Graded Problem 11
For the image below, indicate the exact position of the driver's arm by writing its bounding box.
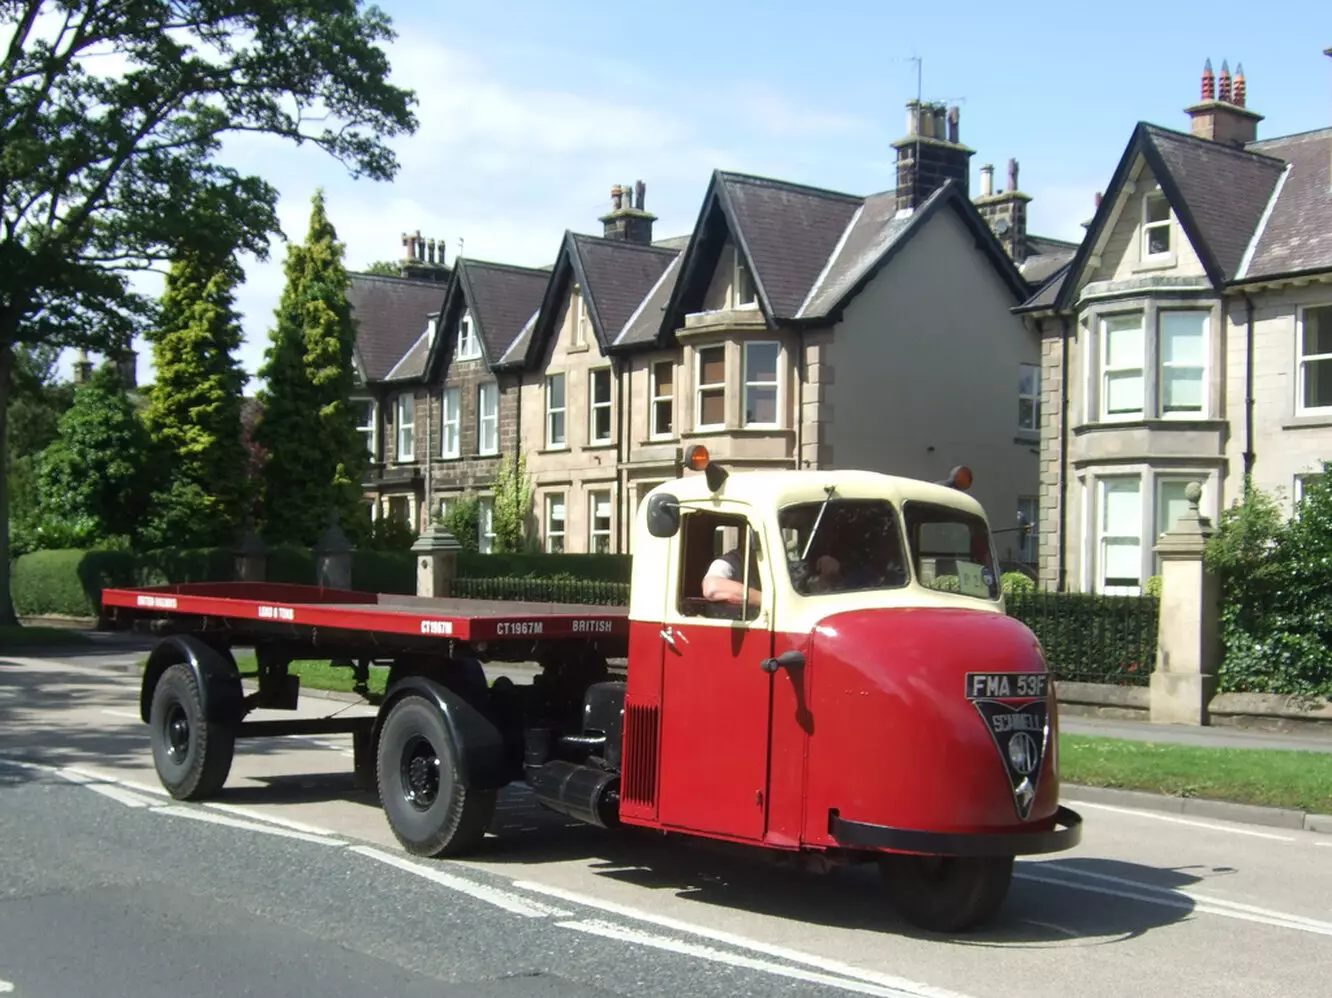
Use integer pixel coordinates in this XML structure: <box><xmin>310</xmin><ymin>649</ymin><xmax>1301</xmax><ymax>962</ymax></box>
<box><xmin>702</xmin><ymin>554</ymin><xmax>761</xmax><ymax>605</ymax></box>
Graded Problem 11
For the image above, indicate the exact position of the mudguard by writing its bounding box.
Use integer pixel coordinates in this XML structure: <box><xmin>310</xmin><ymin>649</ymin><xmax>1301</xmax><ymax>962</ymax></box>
<box><xmin>372</xmin><ymin>675</ymin><xmax>508</xmax><ymax>792</ymax></box>
<box><xmin>139</xmin><ymin>634</ymin><xmax>244</xmax><ymax>725</ymax></box>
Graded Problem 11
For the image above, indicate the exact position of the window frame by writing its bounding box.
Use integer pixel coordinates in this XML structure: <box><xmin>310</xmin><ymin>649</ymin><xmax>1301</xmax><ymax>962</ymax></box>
<box><xmin>589</xmin><ymin>368</ymin><xmax>612</xmax><ymax>444</ymax></box>
<box><xmin>742</xmin><ymin>340</ymin><xmax>781</xmax><ymax>428</ymax></box>
<box><xmin>544</xmin><ymin>492</ymin><xmax>566</xmax><ymax>553</ymax></box>
<box><xmin>1099</xmin><ymin>311</ymin><xmax>1146</xmax><ymax>422</ymax></box>
<box><xmin>477</xmin><ymin>496</ymin><xmax>495</xmax><ymax>553</ymax></box>
<box><xmin>440</xmin><ymin>386</ymin><xmax>460</xmax><ymax>459</ymax></box>
<box><xmin>1157</xmin><ymin>309</ymin><xmax>1208</xmax><ymax>419</ymax></box>
<box><xmin>695</xmin><ymin>345</ymin><xmax>726</xmax><ymax>430</ymax></box>
<box><xmin>456</xmin><ymin>310</ymin><xmax>481</xmax><ymax>361</ymax></box>
<box><xmin>1018</xmin><ymin>363</ymin><xmax>1040</xmax><ymax>433</ymax></box>
<box><xmin>650</xmin><ymin>360</ymin><xmax>674</xmax><ymax>439</ymax></box>
<box><xmin>477</xmin><ymin>382</ymin><xmax>498</xmax><ymax>455</ymax></box>
<box><xmin>1296</xmin><ymin>303</ymin><xmax>1332</xmax><ymax>416</ymax></box>
<box><xmin>353</xmin><ymin>398</ymin><xmax>377</xmax><ymax>458</ymax></box>
<box><xmin>588</xmin><ymin>489</ymin><xmax>612</xmax><ymax>554</ymax></box>
<box><xmin>573</xmin><ymin>288</ymin><xmax>589</xmax><ymax>348</ymax></box>
<box><xmin>1096</xmin><ymin>475</ymin><xmax>1143</xmax><ymax>595</ymax></box>
<box><xmin>1016</xmin><ymin>495</ymin><xmax>1039</xmax><ymax>565</ymax></box>
<box><xmin>394</xmin><ymin>393</ymin><xmax>415</xmax><ymax>462</ymax></box>
<box><xmin>545</xmin><ymin>372</ymin><xmax>567</xmax><ymax>448</ymax></box>
<box><xmin>1141</xmin><ymin>190</ymin><xmax>1172</xmax><ymax>261</ymax></box>
<box><xmin>733</xmin><ymin>249</ymin><xmax>758</xmax><ymax>309</ymax></box>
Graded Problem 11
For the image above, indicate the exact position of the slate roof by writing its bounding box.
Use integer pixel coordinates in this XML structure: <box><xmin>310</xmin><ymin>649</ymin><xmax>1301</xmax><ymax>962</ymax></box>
<box><xmin>458</xmin><ymin>259</ymin><xmax>551</xmax><ymax>361</ymax></box>
<box><xmin>1019</xmin><ymin>235</ymin><xmax>1080</xmax><ymax>286</ymax></box>
<box><xmin>613</xmin><ymin>252</ymin><xmax>682</xmax><ymax>348</ymax></box>
<box><xmin>1041</xmin><ymin>120</ymin><xmax>1332</xmax><ymax>312</ymax></box>
<box><xmin>346</xmin><ymin>272</ymin><xmax>449</xmax><ymax>381</ymax></box>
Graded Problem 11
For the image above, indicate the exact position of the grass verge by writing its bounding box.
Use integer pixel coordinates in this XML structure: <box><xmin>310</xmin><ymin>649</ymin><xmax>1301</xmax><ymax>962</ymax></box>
<box><xmin>1</xmin><ymin>625</ymin><xmax>93</xmax><ymax>647</ymax></box>
<box><xmin>1060</xmin><ymin>733</ymin><xmax>1332</xmax><ymax>815</ymax></box>
<box><xmin>231</xmin><ymin>653</ymin><xmax>391</xmax><ymax>697</ymax></box>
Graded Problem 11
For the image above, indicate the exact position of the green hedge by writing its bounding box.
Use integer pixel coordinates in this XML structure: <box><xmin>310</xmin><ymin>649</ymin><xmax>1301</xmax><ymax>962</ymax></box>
<box><xmin>11</xmin><ymin>548</ymin><xmax>137</xmax><ymax>618</ymax></box>
<box><xmin>456</xmin><ymin>552</ymin><xmax>631</xmax><ymax>582</ymax></box>
<box><xmin>1006</xmin><ymin>591</ymin><xmax>1159</xmax><ymax>686</ymax></box>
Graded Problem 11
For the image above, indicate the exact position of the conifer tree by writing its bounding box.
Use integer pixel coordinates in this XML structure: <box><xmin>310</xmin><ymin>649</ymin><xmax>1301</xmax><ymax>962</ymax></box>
<box><xmin>254</xmin><ymin>190</ymin><xmax>369</xmax><ymax>545</ymax></box>
<box><xmin>140</xmin><ymin>247</ymin><xmax>250</xmax><ymax>548</ymax></box>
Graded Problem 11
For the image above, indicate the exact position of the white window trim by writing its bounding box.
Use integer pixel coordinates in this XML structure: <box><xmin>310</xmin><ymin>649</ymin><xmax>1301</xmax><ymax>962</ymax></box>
<box><xmin>477</xmin><ymin>496</ymin><xmax>495</xmax><ymax>553</ymax></box>
<box><xmin>1141</xmin><ymin>190</ymin><xmax>1172</xmax><ymax>262</ymax></box>
<box><xmin>1018</xmin><ymin>363</ymin><xmax>1040</xmax><ymax>433</ymax></box>
<box><xmin>354</xmin><ymin>398</ymin><xmax>378</xmax><ymax>458</ymax></box>
<box><xmin>1098</xmin><ymin>312</ymin><xmax>1146</xmax><ymax>423</ymax></box>
<box><xmin>440</xmin><ymin>386</ymin><xmax>460</xmax><ymax>459</ymax></box>
<box><xmin>546</xmin><ymin>372</ymin><xmax>567</xmax><ymax>449</ymax></box>
<box><xmin>588</xmin><ymin>489</ymin><xmax>612</xmax><ymax>553</ymax></box>
<box><xmin>742</xmin><ymin>340</ymin><xmax>781</xmax><ymax>428</ymax></box>
<box><xmin>589</xmin><ymin>368</ymin><xmax>612</xmax><ymax>444</ymax></box>
<box><xmin>1294</xmin><ymin>472</ymin><xmax>1324</xmax><ymax>516</ymax></box>
<box><xmin>1296</xmin><ymin>303</ymin><xmax>1332</xmax><ymax>416</ymax></box>
<box><xmin>1157</xmin><ymin>309</ymin><xmax>1209</xmax><ymax>420</ymax></box>
<box><xmin>650</xmin><ymin>360</ymin><xmax>674</xmax><ymax>439</ymax></box>
<box><xmin>477</xmin><ymin>382</ymin><xmax>498</xmax><ymax>455</ymax></box>
<box><xmin>733</xmin><ymin>249</ymin><xmax>758</xmax><ymax>309</ymax></box>
<box><xmin>544</xmin><ymin>492</ymin><xmax>566</xmax><ymax>553</ymax></box>
<box><xmin>695</xmin><ymin>346</ymin><xmax>727</xmax><ymax>430</ymax></box>
<box><xmin>573</xmin><ymin>289</ymin><xmax>589</xmax><ymax>347</ymax></box>
<box><xmin>456</xmin><ymin>310</ymin><xmax>481</xmax><ymax>361</ymax></box>
<box><xmin>1095</xmin><ymin>475</ymin><xmax>1143</xmax><ymax>596</ymax></box>
<box><xmin>395</xmin><ymin>393</ymin><xmax>415</xmax><ymax>463</ymax></box>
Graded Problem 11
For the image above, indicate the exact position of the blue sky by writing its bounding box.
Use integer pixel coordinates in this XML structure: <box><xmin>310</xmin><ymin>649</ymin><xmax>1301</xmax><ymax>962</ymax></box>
<box><xmin>69</xmin><ymin>1</ymin><xmax>1332</xmax><ymax>390</ymax></box>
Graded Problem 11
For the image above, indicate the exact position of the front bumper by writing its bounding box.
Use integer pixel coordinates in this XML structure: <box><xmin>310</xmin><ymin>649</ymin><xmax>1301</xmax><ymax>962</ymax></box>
<box><xmin>829</xmin><ymin>804</ymin><xmax>1083</xmax><ymax>857</ymax></box>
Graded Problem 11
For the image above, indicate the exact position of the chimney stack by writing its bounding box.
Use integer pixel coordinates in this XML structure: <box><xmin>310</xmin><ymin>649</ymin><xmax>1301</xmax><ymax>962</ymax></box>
<box><xmin>73</xmin><ymin>349</ymin><xmax>93</xmax><ymax>385</ymax></box>
<box><xmin>973</xmin><ymin>156</ymin><xmax>1031</xmax><ymax>263</ymax></box>
<box><xmin>1185</xmin><ymin>57</ymin><xmax>1262</xmax><ymax>148</ymax></box>
<box><xmin>599</xmin><ymin>179</ymin><xmax>657</xmax><ymax>245</ymax></box>
<box><xmin>398</xmin><ymin>230</ymin><xmax>450</xmax><ymax>283</ymax></box>
<box><xmin>891</xmin><ymin>100</ymin><xmax>975</xmax><ymax>212</ymax></box>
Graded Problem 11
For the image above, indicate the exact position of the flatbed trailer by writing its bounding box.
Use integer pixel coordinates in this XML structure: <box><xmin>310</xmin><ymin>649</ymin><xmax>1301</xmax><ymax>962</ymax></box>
<box><xmin>104</xmin><ymin>450</ymin><xmax>1082</xmax><ymax>935</ymax></box>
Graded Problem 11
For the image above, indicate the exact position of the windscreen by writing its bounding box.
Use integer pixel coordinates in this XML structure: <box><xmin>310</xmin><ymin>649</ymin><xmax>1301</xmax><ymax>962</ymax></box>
<box><xmin>902</xmin><ymin>501</ymin><xmax>1000</xmax><ymax>601</ymax></box>
<box><xmin>777</xmin><ymin>499</ymin><xmax>910</xmax><ymax>596</ymax></box>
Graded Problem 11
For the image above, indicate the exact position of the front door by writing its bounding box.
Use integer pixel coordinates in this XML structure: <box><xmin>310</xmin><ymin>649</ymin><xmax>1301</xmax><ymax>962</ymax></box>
<box><xmin>655</xmin><ymin>503</ymin><xmax>775</xmax><ymax>842</ymax></box>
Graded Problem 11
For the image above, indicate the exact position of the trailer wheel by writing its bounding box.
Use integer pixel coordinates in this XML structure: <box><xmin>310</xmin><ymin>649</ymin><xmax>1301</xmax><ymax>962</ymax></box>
<box><xmin>376</xmin><ymin>695</ymin><xmax>496</xmax><ymax>858</ymax></box>
<box><xmin>879</xmin><ymin>853</ymin><xmax>1014</xmax><ymax>933</ymax></box>
<box><xmin>148</xmin><ymin>662</ymin><xmax>236</xmax><ymax>800</ymax></box>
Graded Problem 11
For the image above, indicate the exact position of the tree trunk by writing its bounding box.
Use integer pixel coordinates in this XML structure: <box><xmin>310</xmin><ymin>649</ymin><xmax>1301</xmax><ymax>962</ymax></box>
<box><xmin>0</xmin><ymin>339</ymin><xmax>18</xmax><ymax>626</ymax></box>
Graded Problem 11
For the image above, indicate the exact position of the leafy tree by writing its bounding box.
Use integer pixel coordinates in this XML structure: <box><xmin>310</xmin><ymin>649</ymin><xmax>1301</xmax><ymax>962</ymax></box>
<box><xmin>254</xmin><ymin>190</ymin><xmax>370</xmax><ymax>545</ymax></box>
<box><xmin>0</xmin><ymin>1</ymin><xmax>416</xmax><ymax>622</ymax></box>
<box><xmin>491</xmin><ymin>453</ymin><xmax>534</xmax><ymax>554</ymax></box>
<box><xmin>140</xmin><ymin>246</ymin><xmax>250</xmax><ymax>548</ymax></box>
<box><xmin>35</xmin><ymin>363</ymin><xmax>158</xmax><ymax>548</ymax></box>
<box><xmin>441</xmin><ymin>496</ymin><xmax>481</xmax><ymax>554</ymax></box>
<box><xmin>6</xmin><ymin>346</ymin><xmax>76</xmax><ymax>555</ymax></box>
<box><xmin>363</xmin><ymin>260</ymin><xmax>402</xmax><ymax>276</ymax></box>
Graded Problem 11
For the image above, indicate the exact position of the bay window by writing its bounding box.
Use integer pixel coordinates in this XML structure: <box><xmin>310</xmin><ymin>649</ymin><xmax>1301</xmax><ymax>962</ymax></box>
<box><xmin>1158</xmin><ymin>311</ymin><xmax>1206</xmax><ymax>416</ymax></box>
<box><xmin>651</xmin><ymin>360</ymin><xmax>674</xmax><ymax>438</ymax></box>
<box><xmin>1101</xmin><ymin>313</ymin><xmax>1145</xmax><ymax>419</ymax></box>
<box><xmin>696</xmin><ymin>346</ymin><xmax>725</xmax><ymax>429</ymax></box>
<box><xmin>1097</xmin><ymin>476</ymin><xmax>1142</xmax><ymax>595</ymax></box>
<box><xmin>743</xmin><ymin>341</ymin><xmax>779</xmax><ymax>427</ymax></box>
<box><xmin>1298</xmin><ymin>304</ymin><xmax>1332</xmax><ymax>414</ymax></box>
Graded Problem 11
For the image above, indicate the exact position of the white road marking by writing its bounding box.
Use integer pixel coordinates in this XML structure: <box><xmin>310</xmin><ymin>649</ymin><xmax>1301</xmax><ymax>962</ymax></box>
<box><xmin>558</xmin><ymin>919</ymin><xmax>947</xmax><ymax>998</ymax></box>
<box><xmin>150</xmin><ymin>804</ymin><xmax>346</xmax><ymax>846</ymax></box>
<box><xmin>1064</xmin><ymin>799</ymin><xmax>1298</xmax><ymax>841</ymax></box>
<box><xmin>1020</xmin><ymin>917</ymin><xmax>1080</xmax><ymax>938</ymax></box>
<box><xmin>101</xmin><ymin>709</ymin><xmax>141</xmax><ymax>720</ymax></box>
<box><xmin>512</xmin><ymin>880</ymin><xmax>975</xmax><ymax>998</ymax></box>
<box><xmin>1019</xmin><ymin>867</ymin><xmax>1332</xmax><ymax>937</ymax></box>
<box><xmin>0</xmin><ymin>977</ymin><xmax>13</xmax><ymax>993</ymax></box>
<box><xmin>349</xmin><ymin>846</ymin><xmax>573</xmax><ymax>919</ymax></box>
<box><xmin>201</xmin><ymin>801</ymin><xmax>341</xmax><ymax>837</ymax></box>
<box><xmin>1317</xmin><ymin>841</ymin><xmax>1331</xmax><ymax>847</ymax></box>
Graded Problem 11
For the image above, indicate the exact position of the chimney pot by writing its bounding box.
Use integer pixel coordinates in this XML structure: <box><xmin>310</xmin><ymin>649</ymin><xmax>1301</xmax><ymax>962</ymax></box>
<box><xmin>1201</xmin><ymin>58</ymin><xmax>1216</xmax><ymax>101</ymax></box>
<box><xmin>1095</xmin><ymin>191</ymin><xmax>1103</xmax><ymax>208</ymax></box>
<box><xmin>610</xmin><ymin>184</ymin><xmax>623</xmax><ymax>210</ymax></box>
<box><xmin>980</xmin><ymin>164</ymin><xmax>994</xmax><ymax>197</ymax></box>
<box><xmin>1008</xmin><ymin>158</ymin><xmax>1019</xmax><ymax>192</ymax></box>
<box><xmin>634</xmin><ymin>179</ymin><xmax>646</xmax><ymax>210</ymax></box>
<box><xmin>947</xmin><ymin>106</ymin><xmax>960</xmax><ymax>143</ymax></box>
<box><xmin>1218</xmin><ymin>59</ymin><xmax>1233</xmax><ymax>103</ymax></box>
<box><xmin>1233</xmin><ymin>63</ymin><xmax>1246</xmax><ymax>107</ymax></box>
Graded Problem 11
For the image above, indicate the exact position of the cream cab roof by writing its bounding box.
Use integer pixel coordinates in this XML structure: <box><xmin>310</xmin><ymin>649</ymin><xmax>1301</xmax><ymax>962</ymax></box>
<box><xmin>650</xmin><ymin>467</ymin><xmax>990</xmax><ymax>521</ymax></box>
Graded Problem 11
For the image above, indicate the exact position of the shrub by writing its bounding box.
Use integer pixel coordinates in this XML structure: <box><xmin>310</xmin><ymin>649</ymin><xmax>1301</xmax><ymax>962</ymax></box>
<box><xmin>10</xmin><ymin>548</ymin><xmax>136</xmax><ymax>619</ymax></box>
<box><xmin>1001</xmin><ymin>571</ymin><xmax>1036</xmax><ymax>595</ymax></box>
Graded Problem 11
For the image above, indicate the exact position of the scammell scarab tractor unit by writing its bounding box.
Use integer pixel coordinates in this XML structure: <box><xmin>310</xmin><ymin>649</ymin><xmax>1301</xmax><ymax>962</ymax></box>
<box><xmin>104</xmin><ymin>446</ymin><xmax>1081</xmax><ymax>934</ymax></box>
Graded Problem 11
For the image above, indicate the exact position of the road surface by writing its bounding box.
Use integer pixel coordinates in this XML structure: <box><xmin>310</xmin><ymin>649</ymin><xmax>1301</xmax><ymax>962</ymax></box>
<box><xmin>1</xmin><ymin>652</ymin><xmax>1329</xmax><ymax>998</ymax></box>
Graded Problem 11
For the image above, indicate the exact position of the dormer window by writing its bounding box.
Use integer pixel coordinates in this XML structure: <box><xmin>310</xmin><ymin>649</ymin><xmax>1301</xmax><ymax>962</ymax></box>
<box><xmin>733</xmin><ymin>251</ymin><xmax>757</xmax><ymax>308</ymax></box>
<box><xmin>455</xmin><ymin>310</ymin><xmax>481</xmax><ymax>360</ymax></box>
<box><xmin>1142</xmin><ymin>191</ymin><xmax>1171</xmax><ymax>259</ymax></box>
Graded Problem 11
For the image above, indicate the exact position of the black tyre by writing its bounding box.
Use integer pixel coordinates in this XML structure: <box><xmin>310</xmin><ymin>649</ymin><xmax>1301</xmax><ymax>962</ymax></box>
<box><xmin>148</xmin><ymin>662</ymin><xmax>237</xmax><ymax>800</ymax></box>
<box><xmin>376</xmin><ymin>695</ymin><xmax>496</xmax><ymax>858</ymax></box>
<box><xmin>880</xmin><ymin>853</ymin><xmax>1014</xmax><ymax>933</ymax></box>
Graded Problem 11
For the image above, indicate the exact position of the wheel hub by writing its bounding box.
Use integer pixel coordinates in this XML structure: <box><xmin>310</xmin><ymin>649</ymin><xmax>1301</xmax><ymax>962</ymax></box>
<box><xmin>165</xmin><ymin>704</ymin><xmax>190</xmax><ymax>764</ymax></box>
<box><xmin>401</xmin><ymin>736</ymin><xmax>440</xmax><ymax>811</ymax></box>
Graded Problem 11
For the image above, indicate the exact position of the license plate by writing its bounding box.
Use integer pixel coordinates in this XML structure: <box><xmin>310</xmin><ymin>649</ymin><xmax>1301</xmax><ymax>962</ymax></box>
<box><xmin>965</xmin><ymin>672</ymin><xmax>1049</xmax><ymax>701</ymax></box>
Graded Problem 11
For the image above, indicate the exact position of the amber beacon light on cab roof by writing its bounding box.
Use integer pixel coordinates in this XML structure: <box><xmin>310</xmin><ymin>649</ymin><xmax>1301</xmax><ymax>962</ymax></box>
<box><xmin>101</xmin><ymin>450</ymin><xmax>1081</xmax><ymax>936</ymax></box>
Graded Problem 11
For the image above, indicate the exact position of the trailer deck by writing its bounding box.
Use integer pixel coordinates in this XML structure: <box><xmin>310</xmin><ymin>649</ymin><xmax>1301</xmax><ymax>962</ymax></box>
<box><xmin>101</xmin><ymin>581</ymin><xmax>630</xmax><ymax>645</ymax></box>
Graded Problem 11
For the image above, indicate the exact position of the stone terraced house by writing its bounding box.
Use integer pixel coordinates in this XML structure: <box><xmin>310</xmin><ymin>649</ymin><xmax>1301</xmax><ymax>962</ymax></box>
<box><xmin>1015</xmin><ymin>52</ymin><xmax>1332</xmax><ymax>594</ymax></box>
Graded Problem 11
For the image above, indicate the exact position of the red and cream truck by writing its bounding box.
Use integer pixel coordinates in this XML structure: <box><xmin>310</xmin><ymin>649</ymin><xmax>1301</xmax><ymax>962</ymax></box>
<box><xmin>102</xmin><ymin>446</ymin><xmax>1081</xmax><ymax>933</ymax></box>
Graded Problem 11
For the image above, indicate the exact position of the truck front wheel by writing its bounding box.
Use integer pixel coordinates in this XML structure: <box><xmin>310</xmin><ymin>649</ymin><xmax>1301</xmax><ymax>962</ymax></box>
<box><xmin>879</xmin><ymin>853</ymin><xmax>1014</xmax><ymax>933</ymax></box>
<box><xmin>376</xmin><ymin>695</ymin><xmax>496</xmax><ymax>858</ymax></box>
<box><xmin>149</xmin><ymin>662</ymin><xmax>236</xmax><ymax>800</ymax></box>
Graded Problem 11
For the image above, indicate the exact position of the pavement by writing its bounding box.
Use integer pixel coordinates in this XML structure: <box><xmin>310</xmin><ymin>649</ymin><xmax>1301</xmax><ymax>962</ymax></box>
<box><xmin>1</xmin><ymin>642</ymin><xmax>1331</xmax><ymax>998</ymax></box>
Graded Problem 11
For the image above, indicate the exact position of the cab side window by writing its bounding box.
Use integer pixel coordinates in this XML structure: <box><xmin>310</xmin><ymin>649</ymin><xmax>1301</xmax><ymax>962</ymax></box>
<box><xmin>675</xmin><ymin>509</ymin><xmax>763</xmax><ymax>621</ymax></box>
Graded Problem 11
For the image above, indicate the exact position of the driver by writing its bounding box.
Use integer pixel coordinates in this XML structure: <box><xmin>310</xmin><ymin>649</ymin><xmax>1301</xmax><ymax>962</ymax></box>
<box><xmin>702</xmin><ymin>545</ymin><xmax>764</xmax><ymax>606</ymax></box>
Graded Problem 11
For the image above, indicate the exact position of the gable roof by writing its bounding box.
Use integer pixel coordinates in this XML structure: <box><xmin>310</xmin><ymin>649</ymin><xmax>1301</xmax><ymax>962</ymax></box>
<box><xmin>613</xmin><ymin>252</ymin><xmax>683</xmax><ymax>349</ymax></box>
<box><xmin>424</xmin><ymin>258</ymin><xmax>550</xmax><ymax>379</ymax></box>
<box><xmin>660</xmin><ymin>171</ymin><xmax>863</xmax><ymax>334</ymax></box>
<box><xmin>1241</xmin><ymin>127</ymin><xmax>1332</xmax><ymax>279</ymax></box>
<box><xmin>346</xmin><ymin>272</ymin><xmax>449</xmax><ymax>382</ymax></box>
<box><xmin>523</xmin><ymin>231</ymin><xmax>678</xmax><ymax>367</ymax></box>
<box><xmin>1054</xmin><ymin>122</ymin><xmax>1292</xmax><ymax>309</ymax></box>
